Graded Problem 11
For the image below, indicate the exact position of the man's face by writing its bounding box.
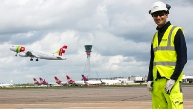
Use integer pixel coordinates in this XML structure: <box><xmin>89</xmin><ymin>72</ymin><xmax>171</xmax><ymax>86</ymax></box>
<box><xmin>152</xmin><ymin>11</ymin><xmax>168</xmax><ymax>28</ymax></box>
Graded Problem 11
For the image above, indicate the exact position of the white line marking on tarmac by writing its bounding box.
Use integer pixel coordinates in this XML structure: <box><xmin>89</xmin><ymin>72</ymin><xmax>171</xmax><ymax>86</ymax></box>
<box><xmin>22</xmin><ymin>108</ymin><xmax>61</xmax><ymax>109</ymax></box>
<box><xmin>70</xmin><ymin>107</ymin><xmax>107</xmax><ymax>108</ymax></box>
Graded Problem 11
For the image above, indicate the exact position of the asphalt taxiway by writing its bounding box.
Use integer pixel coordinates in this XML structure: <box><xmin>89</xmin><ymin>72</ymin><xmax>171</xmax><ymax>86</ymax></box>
<box><xmin>0</xmin><ymin>86</ymin><xmax>193</xmax><ymax>109</ymax></box>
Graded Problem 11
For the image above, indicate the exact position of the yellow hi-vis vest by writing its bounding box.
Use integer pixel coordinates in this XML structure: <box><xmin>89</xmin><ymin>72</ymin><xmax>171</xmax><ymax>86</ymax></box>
<box><xmin>152</xmin><ymin>25</ymin><xmax>184</xmax><ymax>81</ymax></box>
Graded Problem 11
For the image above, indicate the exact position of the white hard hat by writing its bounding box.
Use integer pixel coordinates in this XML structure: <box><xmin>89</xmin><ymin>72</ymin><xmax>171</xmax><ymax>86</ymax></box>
<box><xmin>149</xmin><ymin>1</ymin><xmax>171</xmax><ymax>14</ymax></box>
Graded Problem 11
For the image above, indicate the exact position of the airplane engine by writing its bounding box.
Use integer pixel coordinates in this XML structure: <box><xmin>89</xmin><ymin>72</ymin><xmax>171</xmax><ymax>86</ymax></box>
<box><xmin>19</xmin><ymin>52</ymin><xmax>28</xmax><ymax>57</ymax></box>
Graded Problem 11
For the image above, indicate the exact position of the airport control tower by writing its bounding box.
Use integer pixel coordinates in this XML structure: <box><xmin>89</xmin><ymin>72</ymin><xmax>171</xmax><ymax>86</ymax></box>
<box><xmin>84</xmin><ymin>45</ymin><xmax>92</xmax><ymax>79</ymax></box>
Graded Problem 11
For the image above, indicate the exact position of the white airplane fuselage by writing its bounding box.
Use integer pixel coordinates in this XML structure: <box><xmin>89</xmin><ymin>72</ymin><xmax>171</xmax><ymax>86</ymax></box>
<box><xmin>74</xmin><ymin>81</ymin><xmax>85</xmax><ymax>86</ymax></box>
<box><xmin>85</xmin><ymin>80</ymin><xmax>102</xmax><ymax>85</ymax></box>
<box><xmin>101</xmin><ymin>80</ymin><xmax>121</xmax><ymax>85</ymax></box>
<box><xmin>19</xmin><ymin>50</ymin><xmax>66</xmax><ymax>60</ymax></box>
<box><xmin>0</xmin><ymin>83</ymin><xmax>12</xmax><ymax>88</ymax></box>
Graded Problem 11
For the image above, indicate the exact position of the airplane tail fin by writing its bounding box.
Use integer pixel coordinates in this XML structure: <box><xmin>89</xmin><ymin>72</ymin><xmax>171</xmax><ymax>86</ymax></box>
<box><xmin>33</xmin><ymin>78</ymin><xmax>40</xmax><ymax>85</ymax></box>
<box><xmin>33</xmin><ymin>78</ymin><xmax>38</xmax><ymax>82</ymax></box>
<box><xmin>66</xmin><ymin>75</ymin><xmax>74</xmax><ymax>84</ymax></box>
<box><xmin>54</xmin><ymin>76</ymin><xmax>62</xmax><ymax>84</ymax></box>
<box><xmin>82</xmin><ymin>75</ymin><xmax>88</xmax><ymax>81</ymax></box>
<box><xmin>55</xmin><ymin>45</ymin><xmax>68</xmax><ymax>56</ymax></box>
<box><xmin>39</xmin><ymin>77</ymin><xmax>44</xmax><ymax>84</ymax></box>
<box><xmin>43</xmin><ymin>79</ymin><xmax>48</xmax><ymax>85</ymax></box>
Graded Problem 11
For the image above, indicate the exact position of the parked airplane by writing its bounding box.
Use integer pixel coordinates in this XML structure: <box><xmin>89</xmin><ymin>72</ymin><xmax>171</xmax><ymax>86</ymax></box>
<box><xmin>66</xmin><ymin>75</ymin><xmax>85</xmax><ymax>86</ymax></box>
<box><xmin>9</xmin><ymin>45</ymin><xmax>68</xmax><ymax>61</ymax></box>
<box><xmin>54</xmin><ymin>76</ymin><xmax>67</xmax><ymax>86</ymax></box>
<box><xmin>39</xmin><ymin>77</ymin><xmax>59</xmax><ymax>87</ymax></box>
<box><xmin>101</xmin><ymin>79</ymin><xmax>121</xmax><ymax>85</ymax></box>
<box><xmin>33</xmin><ymin>78</ymin><xmax>42</xmax><ymax>85</ymax></box>
<box><xmin>0</xmin><ymin>80</ymin><xmax>13</xmax><ymax>88</ymax></box>
<box><xmin>82</xmin><ymin>75</ymin><xmax>102</xmax><ymax>86</ymax></box>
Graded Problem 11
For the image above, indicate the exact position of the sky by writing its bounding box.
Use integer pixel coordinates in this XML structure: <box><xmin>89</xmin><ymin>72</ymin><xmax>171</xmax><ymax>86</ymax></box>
<box><xmin>0</xmin><ymin>0</ymin><xmax>193</xmax><ymax>84</ymax></box>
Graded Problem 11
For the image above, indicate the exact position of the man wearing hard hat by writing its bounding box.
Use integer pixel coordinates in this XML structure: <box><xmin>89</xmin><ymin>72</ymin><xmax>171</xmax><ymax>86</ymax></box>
<box><xmin>147</xmin><ymin>1</ymin><xmax>187</xmax><ymax>109</ymax></box>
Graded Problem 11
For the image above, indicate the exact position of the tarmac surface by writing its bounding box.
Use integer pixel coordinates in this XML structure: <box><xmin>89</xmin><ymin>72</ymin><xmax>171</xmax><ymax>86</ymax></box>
<box><xmin>0</xmin><ymin>86</ymin><xmax>193</xmax><ymax>109</ymax></box>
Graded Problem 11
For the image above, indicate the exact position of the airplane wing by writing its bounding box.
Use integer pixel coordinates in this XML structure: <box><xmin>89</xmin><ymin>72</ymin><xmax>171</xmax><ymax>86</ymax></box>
<box><xmin>26</xmin><ymin>51</ymin><xmax>40</xmax><ymax>58</ymax></box>
<box><xmin>56</xmin><ymin>56</ymin><xmax>67</xmax><ymax>60</ymax></box>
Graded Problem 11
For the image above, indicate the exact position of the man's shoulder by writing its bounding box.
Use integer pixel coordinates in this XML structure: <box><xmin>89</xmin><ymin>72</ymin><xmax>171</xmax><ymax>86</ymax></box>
<box><xmin>170</xmin><ymin>24</ymin><xmax>183</xmax><ymax>29</ymax></box>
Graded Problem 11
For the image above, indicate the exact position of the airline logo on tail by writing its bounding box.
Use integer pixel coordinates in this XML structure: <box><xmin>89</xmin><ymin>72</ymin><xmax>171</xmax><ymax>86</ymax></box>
<box><xmin>82</xmin><ymin>75</ymin><xmax>88</xmax><ymax>82</ymax></box>
<box><xmin>54</xmin><ymin>76</ymin><xmax>62</xmax><ymax>84</ymax></box>
<box><xmin>66</xmin><ymin>75</ymin><xmax>75</xmax><ymax>84</ymax></box>
<box><xmin>33</xmin><ymin>78</ymin><xmax>41</xmax><ymax>85</ymax></box>
<box><xmin>39</xmin><ymin>77</ymin><xmax>48</xmax><ymax>85</ymax></box>
<box><xmin>55</xmin><ymin>45</ymin><xmax>68</xmax><ymax>56</ymax></box>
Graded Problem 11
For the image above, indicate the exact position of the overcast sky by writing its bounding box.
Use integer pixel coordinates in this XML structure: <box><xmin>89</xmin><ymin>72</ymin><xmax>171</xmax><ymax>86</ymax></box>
<box><xmin>0</xmin><ymin>0</ymin><xmax>193</xmax><ymax>84</ymax></box>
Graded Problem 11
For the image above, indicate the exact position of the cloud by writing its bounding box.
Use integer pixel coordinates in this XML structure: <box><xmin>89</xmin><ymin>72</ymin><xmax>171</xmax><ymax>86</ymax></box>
<box><xmin>0</xmin><ymin>0</ymin><xmax>192</xmax><ymax>83</ymax></box>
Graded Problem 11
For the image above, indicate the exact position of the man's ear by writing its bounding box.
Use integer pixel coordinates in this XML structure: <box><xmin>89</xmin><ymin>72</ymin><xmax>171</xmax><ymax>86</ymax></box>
<box><xmin>165</xmin><ymin>14</ymin><xmax>168</xmax><ymax>18</ymax></box>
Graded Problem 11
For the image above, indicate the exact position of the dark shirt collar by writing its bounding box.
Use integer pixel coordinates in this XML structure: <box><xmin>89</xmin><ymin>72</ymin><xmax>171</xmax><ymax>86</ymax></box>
<box><xmin>156</xmin><ymin>21</ymin><xmax>171</xmax><ymax>32</ymax></box>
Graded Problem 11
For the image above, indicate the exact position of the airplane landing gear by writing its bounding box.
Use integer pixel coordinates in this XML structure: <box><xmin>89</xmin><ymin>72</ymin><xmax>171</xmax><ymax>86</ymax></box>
<box><xmin>30</xmin><ymin>58</ymin><xmax>33</xmax><ymax>61</ymax></box>
<box><xmin>15</xmin><ymin>53</ymin><xmax>18</xmax><ymax>56</ymax></box>
<box><xmin>36</xmin><ymin>58</ymin><xmax>39</xmax><ymax>61</ymax></box>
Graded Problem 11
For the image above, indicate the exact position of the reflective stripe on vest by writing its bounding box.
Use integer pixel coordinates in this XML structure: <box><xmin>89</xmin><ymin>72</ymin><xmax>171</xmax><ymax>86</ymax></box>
<box><xmin>153</xmin><ymin>62</ymin><xmax>176</xmax><ymax>66</ymax></box>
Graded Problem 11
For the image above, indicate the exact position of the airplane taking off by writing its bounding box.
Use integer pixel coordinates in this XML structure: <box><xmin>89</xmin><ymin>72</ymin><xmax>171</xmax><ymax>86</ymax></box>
<box><xmin>66</xmin><ymin>75</ymin><xmax>85</xmax><ymax>86</ymax></box>
<box><xmin>54</xmin><ymin>76</ymin><xmax>67</xmax><ymax>86</ymax></box>
<box><xmin>33</xmin><ymin>78</ymin><xmax>42</xmax><ymax>85</ymax></box>
<box><xmin>0</xmin><ymin>80</ymin><xmax>13</xmax><ymax>88</ymax></box>
<box><xmin>82</xmin><ymin>75</ymin><xmax>102</xmax><ymax>86</ymax></box>
<box><xmin>9</xmin><ymin>45</ymin><xmax>68</xmax><ymax>61</ymax></box>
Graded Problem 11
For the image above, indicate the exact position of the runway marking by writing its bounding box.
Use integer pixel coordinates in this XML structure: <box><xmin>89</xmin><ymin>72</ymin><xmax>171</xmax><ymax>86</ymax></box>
<box><xmin>22</xmin><ymin>108</ymin><xmax>61</xmax><ymax>109</ymax></box>
<box><xmin>0</xmin><ymin>101</ymin><xmax>153</xmax><ymax>105</ymax></box>
<box><xmin>0</xmin><ymin>103</ymin><xmax>108</xmax><ymax>105</ymax></box>
<box><xmin>69</xmin><ymin>107</ymin><xmax>107</xmax><ymax>108</ymax></box>
<box><xmin>18</xmin><ymin>107</ymin><xmax>107</xmax><ymax>109</ymax></box>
